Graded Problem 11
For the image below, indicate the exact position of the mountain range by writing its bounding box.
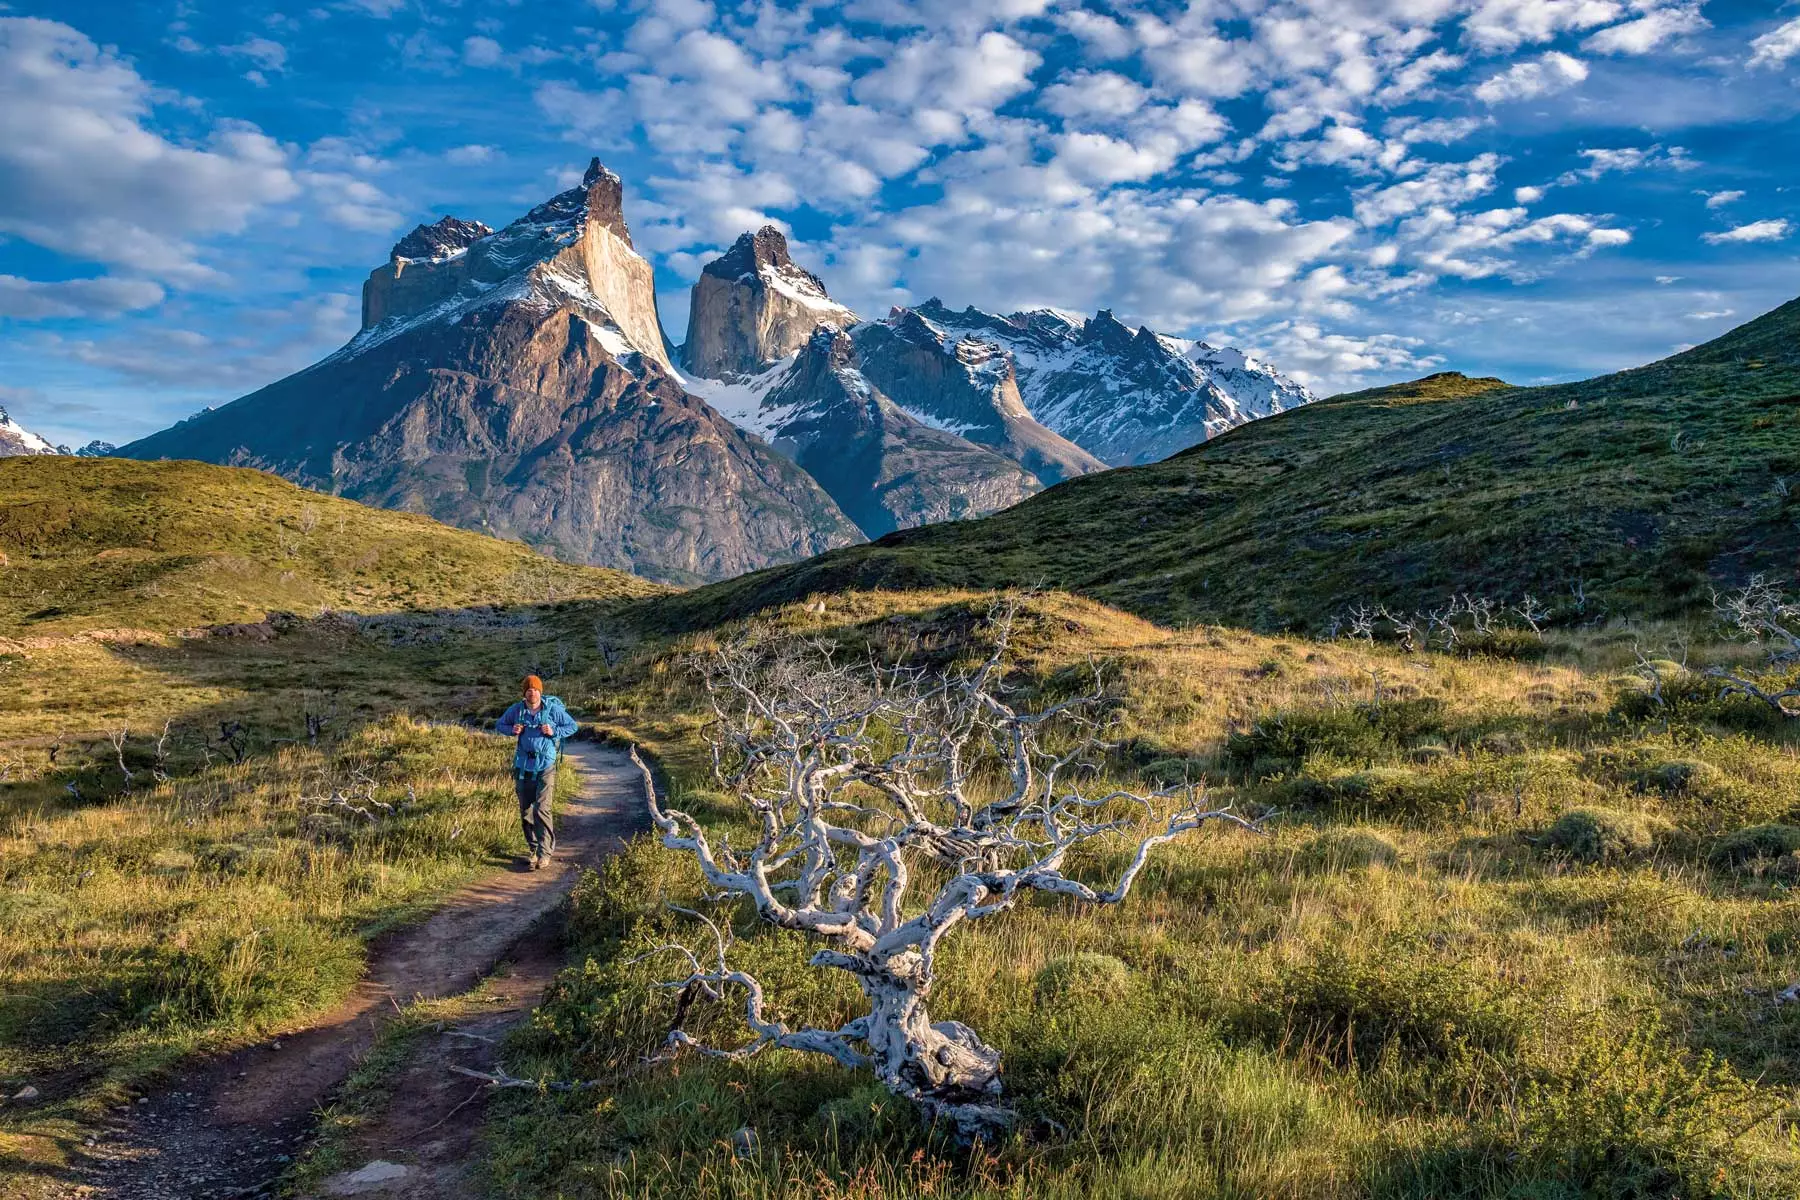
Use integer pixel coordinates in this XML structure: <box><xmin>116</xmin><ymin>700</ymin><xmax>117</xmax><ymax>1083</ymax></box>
<box><xmin>665</xmin><ymin>296</ymin><xmax>1800</xmax><ymax>630</ymax></box>
<box><xmin>119</xmin><ymin>159</ymin><xmax>1313</xmax><ymax>583</ymax></box>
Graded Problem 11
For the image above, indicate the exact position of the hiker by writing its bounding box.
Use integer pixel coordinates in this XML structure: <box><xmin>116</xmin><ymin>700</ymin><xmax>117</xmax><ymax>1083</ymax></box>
<box><xmin>496</xmin><ymin>675</ymin><xmax>579</xmax><ymax>870</ymax></box>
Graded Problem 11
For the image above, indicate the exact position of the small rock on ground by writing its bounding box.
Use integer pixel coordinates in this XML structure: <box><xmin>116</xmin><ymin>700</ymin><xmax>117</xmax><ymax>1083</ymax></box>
<box><xmin>323</xmin><ymin>1160</ymin><xmax>412</xmax><ymax>1195</ymax></box>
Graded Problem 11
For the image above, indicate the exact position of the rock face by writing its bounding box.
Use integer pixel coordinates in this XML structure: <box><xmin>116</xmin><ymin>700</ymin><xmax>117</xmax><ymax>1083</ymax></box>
<box><xmin>681</xmin><ymin>226</ymin><xmax>856</xmax><ymax>379</ymax></box>
<box><xmin>909</xmin><ymin>301</ymin><xmax>1315</xmax><ymax>466</ymax></box>
<box><xmin>74</xmin><ymin>440</ymin><xmax>117</xmax><ymax>457</ymax></box>
<box><xmin>850</xmin><ymin>309</ymin><xmax>1105</xmax><ymax>485</ymax></box>
<box><xmin>750</xmin><ymin>329</ymin><xmax>1040</xmax><ymax>538</ymax></box>
<box><xmin>122</xmin><ymin>159</ymin><xmax>861</xmax><ymax>584</ymax></box>
<box><xmin>0</xmin><ymin>407</ymin><xmax>57</xmax><ymax>457</ymax></box>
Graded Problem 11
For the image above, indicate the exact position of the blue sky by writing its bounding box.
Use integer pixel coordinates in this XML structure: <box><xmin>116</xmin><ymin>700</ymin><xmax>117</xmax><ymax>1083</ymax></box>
<box><xmin>2</xmin><ymin>0</ymin><xmax>1798</xmax><ymax>448</ymax></box>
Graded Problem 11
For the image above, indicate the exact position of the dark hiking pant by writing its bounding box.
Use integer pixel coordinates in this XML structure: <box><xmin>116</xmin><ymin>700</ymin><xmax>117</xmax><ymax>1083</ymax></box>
<box><xmin>515</xmin><ymin>766</ymin><xmax>556</xmax><ymax>860</ymax></box>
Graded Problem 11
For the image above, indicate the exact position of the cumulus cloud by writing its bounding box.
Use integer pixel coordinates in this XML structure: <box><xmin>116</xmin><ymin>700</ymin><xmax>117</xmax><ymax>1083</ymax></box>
<box><xmin>1474</xmin><ymin>51</ymin><xmax>1589</xmax><ymax>103</ymax></box>
<box><xmin>1749</xmin><ymin>17</ymin><xmax>1800</xmax><ymax>68</ymax></box>
<box><xmin>0</xmin><ymin>17</ymin><xmax>299</xmax><ymax>286</ymax></box>
<box><xmin>445</xmin><ymin>144</ymin><xmax>499</xmax><ymax>165</ymax></box>
<box><xmin>854</xmin><ymin>31</ymin><xmax>1038</xmax><ymax>113</ymax></box>
<box><xmin>1702</xmin><ymin>189</ymin><xmax>1744</xmax><ymax>209</ymax></box>
<box><xmin>1582</xmin><ymin>5</ymin><xmax>1707</xmax><ymax>55</ymax></box>
<box><xmin>1464</xmin><ymin>0</ymin><xmax>1622</xmax><ymax>52</ymax></box>
<box><xmin>0</xmin><ymin>274</ymin><xmax>165</xmax><ymax>320</ymax></box>
<box><xmin>1251</xmin><ymin>320</ymin><xmax>1442</xmax><ymax>388</ymax></box>
<box><xmin>1703</xmin><ymin>219</ymin><xmax>1792</xmax><ymax>244</ymax></box>
<box><xmin>462</xmin><ymin>35</ymin><xmax>504</xmax><ymax>68</ymax></box>
<box><xmin>1555</xmin><ymin>144</ymin><xmax>1695</xmax><ymax>184</ymax></box>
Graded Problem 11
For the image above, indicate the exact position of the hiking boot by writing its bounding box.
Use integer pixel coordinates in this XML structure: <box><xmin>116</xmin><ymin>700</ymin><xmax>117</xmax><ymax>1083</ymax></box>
<box><xmin>528</xmin><ymin>854</ymin><xmax>542</xmax><ymax>871</ymax></box>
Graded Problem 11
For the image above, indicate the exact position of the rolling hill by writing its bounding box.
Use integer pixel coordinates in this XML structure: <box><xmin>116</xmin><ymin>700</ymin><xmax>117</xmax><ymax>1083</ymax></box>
<box><xmin>0</xmin><ymin>456</ymin><xmax>661</xmax><ymax>635</ymax></box>
<box><xmin>658</xmin><ymin>299</ymin><xmax>1800</xmax><ymax>632</ymax></box>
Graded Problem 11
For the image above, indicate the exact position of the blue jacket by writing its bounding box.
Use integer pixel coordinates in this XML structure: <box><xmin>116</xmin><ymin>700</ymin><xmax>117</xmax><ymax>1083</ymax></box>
<box><xmin>497</xmin><ymin>696</ymin><xmax>578</xmax><ymax>773</ymax></box>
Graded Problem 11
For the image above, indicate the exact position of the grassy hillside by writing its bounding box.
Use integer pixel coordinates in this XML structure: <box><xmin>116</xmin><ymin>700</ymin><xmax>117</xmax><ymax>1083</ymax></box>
<box><xmin>484</xmin><ymin>590</ymin><xmax>1800</xmax><ymax>1198</ymax></box>
<box><xmin>660</xmin><ymin>298</ymin><xmax>1800</xmax><ymax>632</ymax></box>
<box><xmin>0</xmin><ymin>457</ymin><xmax>661</xmax><ymax>635</ymax></box>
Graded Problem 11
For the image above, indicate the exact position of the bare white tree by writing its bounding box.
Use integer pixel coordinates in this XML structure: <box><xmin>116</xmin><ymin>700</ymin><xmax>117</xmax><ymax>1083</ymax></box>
<box><xmin>628</xmin><ymin>602</ymin><xmax>1262</xmax><ymax>1138</ymax></box>
<box><xmin>1709</xmin><ymin>576</ymin><xmax>1800</xmax><ymax>716</ymax></box>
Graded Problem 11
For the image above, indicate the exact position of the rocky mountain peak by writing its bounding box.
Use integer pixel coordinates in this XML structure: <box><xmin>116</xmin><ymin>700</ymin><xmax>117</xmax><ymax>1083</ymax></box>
<box><xmin>519</xmin><ymin>156</ymin><xmax>634</xmax><ymax>247</ymax></box>
<box><xmin>1081</xmin><ymin>309</ymin><xmax>1137</xmax><ymax>354</ymax></box>
<box><xmin>682</xmin><ymin>227</ymin><xmax>855</xmax><ymax>379</ymax></box>
<box><xmin>704</xmin><ymin>225</ymin><xmax>818</xmax><ymax>285</ymax></box>
<box><xmin>389</xmin><ymin>216</ymin><xmax>493</xmax><ymax>264</ymax></box>
<box><xmin>354</xmin><ymin>156</ymin><xmax>671</xmax><ymax>369</ymax></box>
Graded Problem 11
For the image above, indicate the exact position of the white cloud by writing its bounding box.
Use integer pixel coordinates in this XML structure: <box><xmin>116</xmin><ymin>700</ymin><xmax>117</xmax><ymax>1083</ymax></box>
<box><xmin>1393</xmin><ymin>205</ymin><xmax>1630</xmax><ymax>278</ymax></box>
<box><xmin>0</xmin><ymin>274</ymin><xmax>164</xmax><ymax>319</ymax></box>
<box><xmin>1703</xmin><ymin>219</ymin><xmax>1792</xmax><ymax>244</ymax></box>
<box><xmin>853</xmin><ymin>31</ymin><xmax>1039</xmax><ymax>114</ymax></box>
<box><xmin>1749</xmin><ymin>17</ymin><xmax>1800</xmax><ymax>68</ymax></box>
<box><xmin>1252</xmin><ymin>320</ymin><xmax>1442</xmax><ymax>388</ymax></box>
<box><xmin>445</xmin><ymin>144</ymin><xmax>499</xmax><ymax>165</ymax></box>
<box><xmin>1464</xmin><ymin>0</ymin><xmax>1622</xmax><ymax>52</ymax></box>
<box><xmin>0</xmin><ymin>18</ymin><xmax>300</xmax><ymax>286</ymax></box>
<box><xmin>1554</xmin><ymin>144</ymin><xmax>1695</xmax><ymax>185</ymax></box>
<box><xmin>462</xmin><ymin>35</ymin><xmax>504</xmax><ymax>68</ymax></box>
<box><xmin>1515</xmin><ymin>185</ymin><xmax>1544</xmax><ymax>203</ymax></box>
<box><xmin>1474</xmin><ymin>51</ymin><xmax>1589</xmax><ymax>103</ymax></box>
<box><xmin>1582</xmin><ymin>4</ymin><xmax>1707</xmax><ymax>55</ymax></box>
<box><xmin>1685</xmin><ymin>309</ymin><xmax>1733</xmax><ymax>319</ymax></box>
<box><xmin>1041</xmin><ymin>71</ymin><xmax>1148</xmax><ymax>120</ymax></box>
<box><xmin>1702</xmin><ymin>189</ymin><xmax>1743</xmax><ymax>209</ymax></box>
<box><xmin>1354</xmin><ymin>155</ymin><xmax>1504</xmax><ymax>225</ymax></box>
<box><xmin>1055</xmin><ymin>10</ymin><xmax>1134</xmax><ymax>59</ymax></box>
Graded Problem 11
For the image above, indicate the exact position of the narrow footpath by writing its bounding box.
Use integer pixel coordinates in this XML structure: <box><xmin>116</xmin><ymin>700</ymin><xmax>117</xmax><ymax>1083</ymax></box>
<box><xmin>66</xmin><ymin>741</ymin><xmax>645</xmax><ymax>1200</ymax></box>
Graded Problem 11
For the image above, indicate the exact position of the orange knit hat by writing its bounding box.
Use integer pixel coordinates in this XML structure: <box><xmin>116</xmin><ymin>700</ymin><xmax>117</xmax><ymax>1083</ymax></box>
<box><xmin>522</xmin><ymin>675</ymin><xmax>544</xmax><ymax>695</ymax></box>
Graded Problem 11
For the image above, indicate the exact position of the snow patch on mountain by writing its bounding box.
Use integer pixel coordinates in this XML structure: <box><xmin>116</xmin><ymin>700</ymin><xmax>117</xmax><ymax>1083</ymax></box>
<box><xmin>675</xmin><ymin>352</ymin><xmax>803</xmax><ymax>441</ymax></box>
<box><xmin>0</xmin><ymin>407</ymin><xmax>58</xmax><ymax>457</ymax></box>
<box><xmin>909</xmin><ymin>300</ymin><xmax>1315</xmax><ymax>466</ymax></box>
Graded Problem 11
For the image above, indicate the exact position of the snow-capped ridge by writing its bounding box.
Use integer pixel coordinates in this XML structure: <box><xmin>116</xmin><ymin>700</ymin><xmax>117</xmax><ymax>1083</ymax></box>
<box><xmin>904</xmin><ymin>302</ymin><xmax>1316</xmax><ymax>466</ymax></box>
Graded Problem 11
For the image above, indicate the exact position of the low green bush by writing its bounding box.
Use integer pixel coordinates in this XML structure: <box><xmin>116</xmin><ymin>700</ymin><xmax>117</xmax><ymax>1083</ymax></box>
<box><xmin>1035</xmin><ymin>952</ymin><xmax>1133</xmax><ymax>1005</ymax></box>
<box><xmin>1637</xmin><ymin>757</ymin><xmax>1727</xmax><ymax>796</ymax></box>
<box><xmin>1709</xmin><ymin>823</ymin><xmax>1800</xmax><ymax>868</ymax></box>
<box><xmin>1222</xmin><ymin>698</ymin><xmax>1446</xmax><ymax>776</ymax></box>
<box><xmin>1544</xmin><ymin>807</ymin><xmax>1671</xmax><ymax>864</ymax></box>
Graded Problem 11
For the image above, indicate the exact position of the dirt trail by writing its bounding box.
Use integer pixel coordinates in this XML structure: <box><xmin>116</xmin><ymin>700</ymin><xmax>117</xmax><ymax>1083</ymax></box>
<box><xmin>65</xmin><ymin>741</ymin><xmax>644</xmax><ymax>1200</ymax></box>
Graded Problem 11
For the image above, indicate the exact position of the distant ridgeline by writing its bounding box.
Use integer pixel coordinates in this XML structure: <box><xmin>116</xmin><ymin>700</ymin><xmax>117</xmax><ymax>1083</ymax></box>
<box><xmin>117</xmin><ymin>159</ymin><xmax>1313</xmax><ymax>585</ymax></box>
<box><xmin>661</xmin><ymin>296</ymin><xmax>1800</xmax><ymax>632</ymax></box>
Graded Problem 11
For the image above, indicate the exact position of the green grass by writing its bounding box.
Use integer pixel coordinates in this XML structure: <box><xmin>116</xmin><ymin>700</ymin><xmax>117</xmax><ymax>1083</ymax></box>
<box><xmin>0</xmin><ymin>456</ymin><xmax>662</xmax><ymax>635</ymax></box>
<box><xmin>475</xmin><ymin>590</ymin><xmax>1800</xmax><ymax>1199</ymax></box>
<box><xmin>656</xmin><ymin>297</ymin><xmax>1800</xmax><ymax>633</ymax></box>
<box><xmin>0</xmin><ymin>714</ymin><xmax>579</xmax><ymax>1162</ymax></box>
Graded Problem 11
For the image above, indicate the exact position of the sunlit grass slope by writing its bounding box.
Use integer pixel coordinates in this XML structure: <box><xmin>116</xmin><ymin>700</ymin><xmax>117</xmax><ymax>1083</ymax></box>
<box><xmin>661</xmin><ymin>298</ymin><xmax>1800</xmax><ymax>632</ymax></box>
<box><xmin>0</xmin><ymin>456</ymin><xmax>661</xmax><ymax>635</ymax></box>
<box><xmin>491</xmin><ymin>589</ymin><xmax>1800</xmax><ymax>1199</ymax></box>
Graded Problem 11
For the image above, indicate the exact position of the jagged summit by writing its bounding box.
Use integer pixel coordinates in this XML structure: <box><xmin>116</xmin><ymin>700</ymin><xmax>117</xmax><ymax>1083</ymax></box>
<box><xmin>520</xmin><ymin>156</ymin><xmax>633</xmax><ymax>247</ymax></box>
<box><xmin>352</xmin><ymin>156</ymin><xmax>669</xmax><ymax>368</ymax></box>
<box><xmin>703</xmin><ymin>226</ymin><xmax>821</xmax><ymax>287</ymax></box>
<box><xmin>390</xmin><ymin>216</ymin><xmax>493</xmax><ymax>263</ymax></box>
<box><xmin>682</xmin><ymin>226</ymin><xmax>855</xmax><ymax>379</ymax></box>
